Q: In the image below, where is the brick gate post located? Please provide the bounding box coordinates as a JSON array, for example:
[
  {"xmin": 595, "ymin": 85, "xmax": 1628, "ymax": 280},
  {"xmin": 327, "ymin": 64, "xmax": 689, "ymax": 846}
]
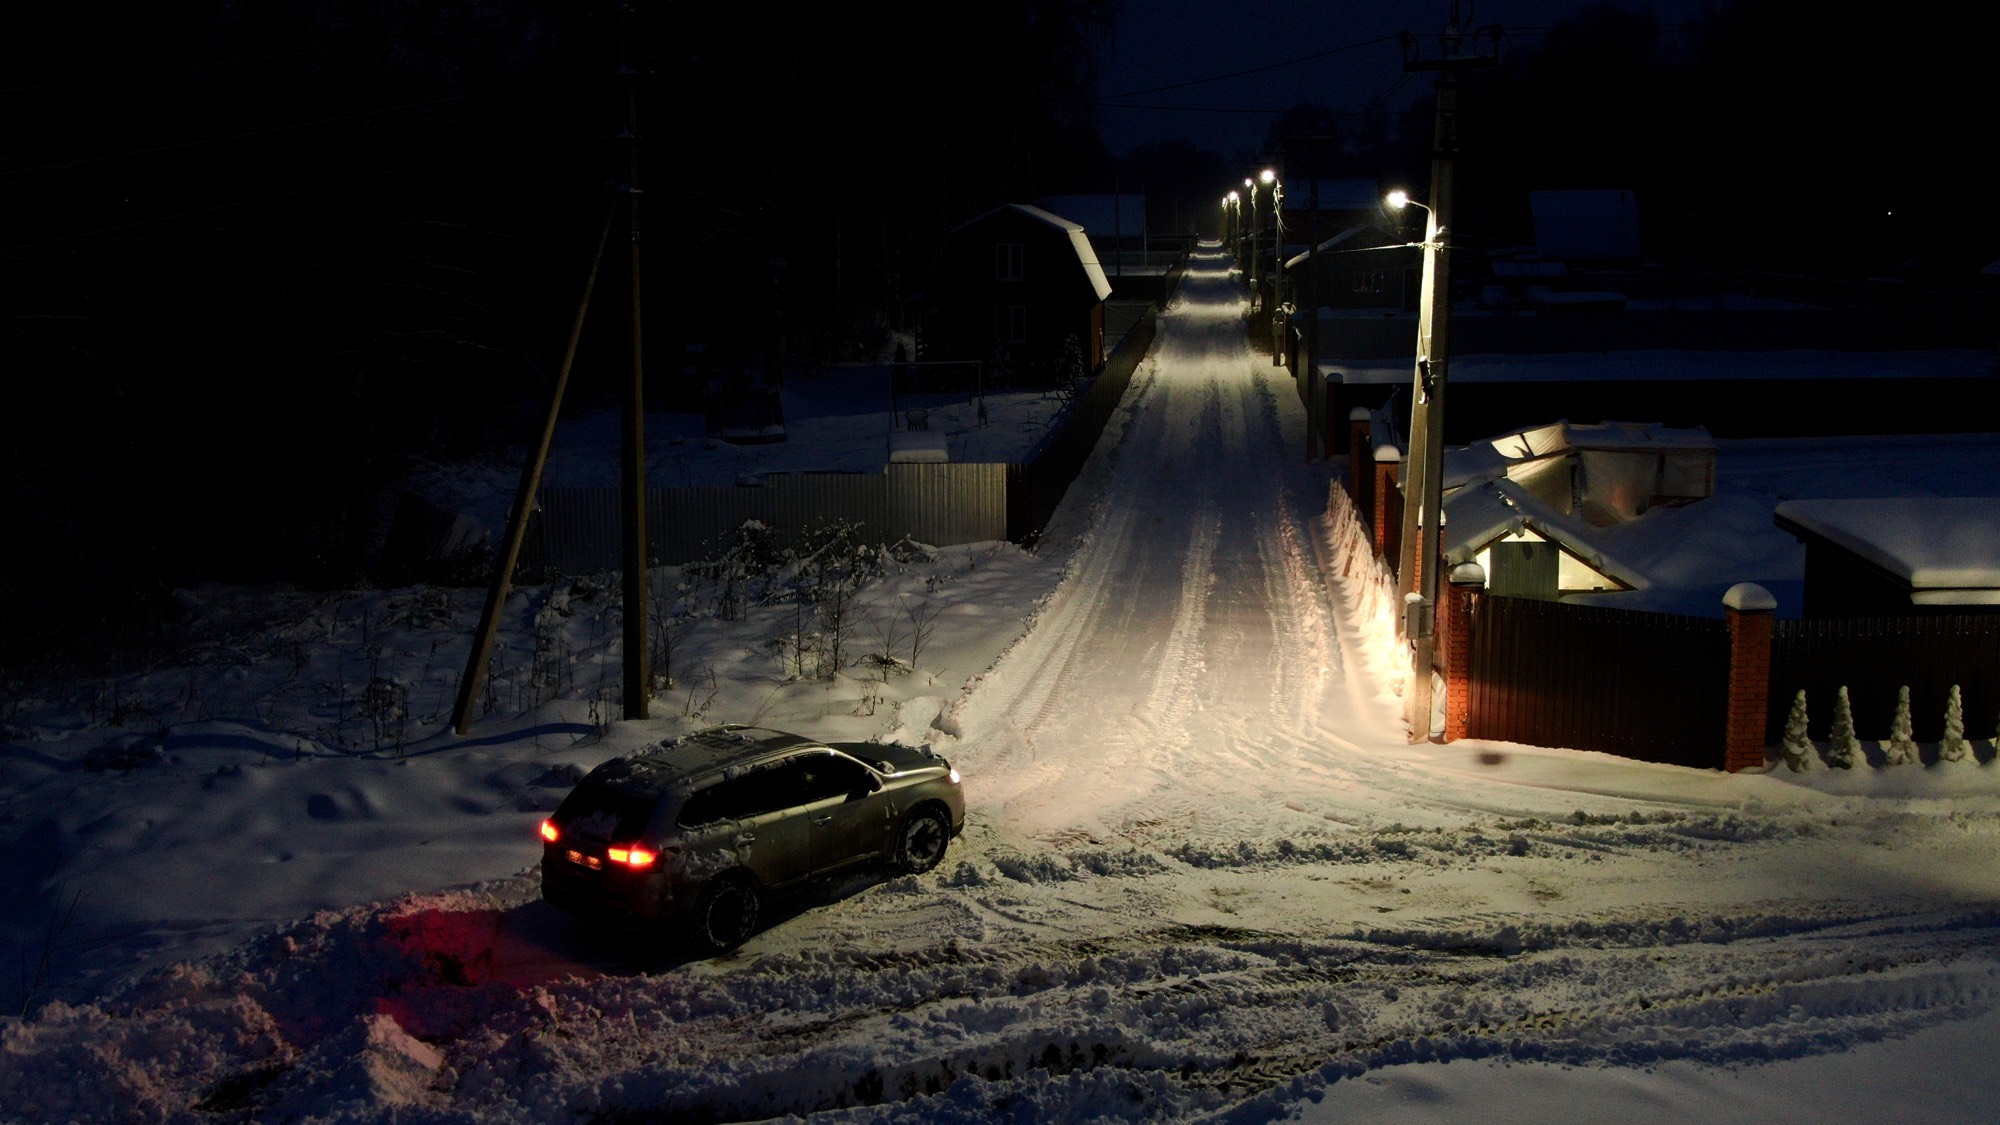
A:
[
  {"xmin": 1348, "ymin": 407, "xmax": 1374, "ymax": 512},
  {"xmin": 1372, "ymin": 452, "xmax": 1400, "ymax": 560},
  {"xmin": 1723, "ymin": 583, "xmax": 1777, "ymax": 772},
  {"xmin": 1442, "ymin": 562, "xmax": 1484, "ymax": 742}
]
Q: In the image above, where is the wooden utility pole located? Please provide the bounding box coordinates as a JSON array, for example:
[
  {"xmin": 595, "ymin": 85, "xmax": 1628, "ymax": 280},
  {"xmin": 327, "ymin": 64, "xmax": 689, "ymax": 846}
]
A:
[
  {"xmin": 1398, "ymin": 3, "xmax": 1493, "ymax": 740},
  {"xmin": 618, "ymin": 0, "xmax": 651, "ymax": 720},
  {"xmin": 450, "ymin": 206, "xmax": 617, "ymax": 735}
]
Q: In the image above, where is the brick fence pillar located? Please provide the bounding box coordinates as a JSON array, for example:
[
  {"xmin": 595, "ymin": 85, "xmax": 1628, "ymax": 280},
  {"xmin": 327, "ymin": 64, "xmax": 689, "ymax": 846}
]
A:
[
  {"xmin": 1347, "ymin": 407, "xmax": 1374, "ymax": 514},
  {"xmin": 1372, "ymin": 454, "xmax": 1401, "ymax": 559},
  {"xmin": 1723, "ymin": 582, "xmax": 1777, "ymax": 772},
  {"xmin": 1442, "ymin": 562, "xmax": 1484, "ymax": 742}
]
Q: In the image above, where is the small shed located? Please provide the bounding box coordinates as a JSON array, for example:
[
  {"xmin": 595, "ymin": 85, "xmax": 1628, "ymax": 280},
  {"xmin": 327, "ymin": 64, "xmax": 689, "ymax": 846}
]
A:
[
  {"xmin": 920, "ymin": 204, "xmax": 1112, "ymax": 386},
  {"xmin": 1775, "ymin": 498, "xmax": 2000, "ymax": 616}
]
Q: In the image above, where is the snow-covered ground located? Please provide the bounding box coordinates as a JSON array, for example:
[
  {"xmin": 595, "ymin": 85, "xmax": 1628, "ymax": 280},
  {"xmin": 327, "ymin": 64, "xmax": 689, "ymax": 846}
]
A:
[{"xmin": 5, "ymin": 247, "xmax": 2000, "ymax": 1123}]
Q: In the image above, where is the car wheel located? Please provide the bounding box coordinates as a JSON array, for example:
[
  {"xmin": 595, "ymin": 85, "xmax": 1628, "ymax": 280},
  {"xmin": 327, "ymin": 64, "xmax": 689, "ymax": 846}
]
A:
[
  {"xmin": 693, "ymin": 877, "xmax": 760, "ymax": 954},
  {"xmin": 894, "ymin": 807, "xmax": 951, "ymax": 875}
]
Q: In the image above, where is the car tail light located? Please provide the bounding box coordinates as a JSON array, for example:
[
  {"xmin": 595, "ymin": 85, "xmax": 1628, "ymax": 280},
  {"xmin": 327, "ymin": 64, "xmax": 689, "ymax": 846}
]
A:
[
  {"xmin": 607, "ymin": 845, "xmax": 658, "ymax": 869},
  {"xmin": 540, "ymin": 819, "xmax": 560, "ymax": 843}
]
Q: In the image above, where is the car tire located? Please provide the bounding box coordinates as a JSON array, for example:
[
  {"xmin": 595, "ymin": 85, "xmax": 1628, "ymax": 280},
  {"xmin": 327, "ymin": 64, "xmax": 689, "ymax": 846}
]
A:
[
  {"xmin": 693, "ymin": 877, "xmax": 760, "ymax": 954},
  {"xmin": 894, "ymin": 806, "xmax": 951, "ymax": 875}
]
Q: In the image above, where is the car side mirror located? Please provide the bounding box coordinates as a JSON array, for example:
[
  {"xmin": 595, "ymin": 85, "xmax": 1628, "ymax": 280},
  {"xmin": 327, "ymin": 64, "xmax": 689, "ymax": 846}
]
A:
[{"xmin": 850, "ymin": 774, "xmax": 883, "ymax": 800}]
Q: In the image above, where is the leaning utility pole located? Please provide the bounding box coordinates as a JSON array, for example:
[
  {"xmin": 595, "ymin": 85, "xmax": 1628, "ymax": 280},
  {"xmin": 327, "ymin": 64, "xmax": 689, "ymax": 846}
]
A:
[
  {"xmin": 450, "ymin": 207, "xmax": 616, "ymax": 735},
  {"xmin": 617, "ymin": 0, "xmax": 651, "ymax": 720},
  {"xmin": 450, "ymin": 5, "xmax": 651, "ymax": 733},
  {"xmin": 1398, "ymin": 3, "xmax": 1493, "ymax": 740}
]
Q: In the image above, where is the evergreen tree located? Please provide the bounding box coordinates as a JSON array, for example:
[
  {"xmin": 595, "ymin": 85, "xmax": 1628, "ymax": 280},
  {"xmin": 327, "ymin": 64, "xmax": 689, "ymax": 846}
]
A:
[
  {"xmin": 1938, "ymin": 685, "xmax": 1974, "ymax": 764},
  {"xmin": 1780, "ymin": 690, "xmax": 1816, "ymax": 771},
  {"xmin": 1884, "ymin": 686, "xmax": 1919, "ymax": 766},
  {"xmin": 1824, "ymin": 685, "xmax": 1861, "ymax": 768}
]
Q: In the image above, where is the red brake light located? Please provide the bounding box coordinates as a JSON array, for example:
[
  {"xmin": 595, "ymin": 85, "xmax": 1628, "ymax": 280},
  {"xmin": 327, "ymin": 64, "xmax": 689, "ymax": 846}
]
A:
[
  {"xmin": 607, "ymin": 846, "xmax": 658, "ymax": 869},
  {"xmin": 539, "ymin": 819, "xmax": 560, "ymax": 843}
]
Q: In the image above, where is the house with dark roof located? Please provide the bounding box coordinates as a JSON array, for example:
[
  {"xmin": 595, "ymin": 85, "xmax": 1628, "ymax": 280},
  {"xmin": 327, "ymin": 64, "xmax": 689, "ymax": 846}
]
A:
[{"xmin": 918, "ymin": 203, "xmax": 1113, "ymax": 386}]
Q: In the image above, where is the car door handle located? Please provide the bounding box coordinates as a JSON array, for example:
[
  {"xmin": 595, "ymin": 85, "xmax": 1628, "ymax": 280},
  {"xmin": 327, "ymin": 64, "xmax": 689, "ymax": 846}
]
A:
[
  {"xmin": 812, "ymin": 816, "xmax": 833, "ymax": 826},
  {"xmin": 735, "ymin": 833, "xmax": 756, "ymax": 844}
]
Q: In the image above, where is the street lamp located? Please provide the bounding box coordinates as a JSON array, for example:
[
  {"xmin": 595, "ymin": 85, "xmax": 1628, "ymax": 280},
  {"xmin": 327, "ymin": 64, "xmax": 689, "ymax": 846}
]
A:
[
  {"xmin": 1244, "ymin": 178, "xmax": 1258, "ymax": 298},
  {"xmin": 1387, "ymin": 186, "xmax": 1453, "ymax": 741},
  {"xmin": 1224, "ymin": 191, "xmax": 1240, "ymax": 247},
  {"xmin": 1265, "ymin": 169, "xmax": 1285, "ymax": 366}
]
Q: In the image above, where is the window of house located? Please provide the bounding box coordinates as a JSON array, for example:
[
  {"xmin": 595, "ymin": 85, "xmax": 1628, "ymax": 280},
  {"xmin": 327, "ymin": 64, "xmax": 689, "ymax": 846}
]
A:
[
  {"xmin": 995, "ymin": 242, "xmax": 1024, "ymax": 281},
  {"xmin": 995, "ymin": 305, "xmax": 1027, "ymax": 344}
]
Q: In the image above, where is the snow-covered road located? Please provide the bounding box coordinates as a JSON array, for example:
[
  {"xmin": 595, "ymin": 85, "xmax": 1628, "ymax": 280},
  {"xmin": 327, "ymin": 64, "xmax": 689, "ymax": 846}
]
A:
[{"xmin": 952, "ymin": 252, "xmax": 1403, "ymax": 847}]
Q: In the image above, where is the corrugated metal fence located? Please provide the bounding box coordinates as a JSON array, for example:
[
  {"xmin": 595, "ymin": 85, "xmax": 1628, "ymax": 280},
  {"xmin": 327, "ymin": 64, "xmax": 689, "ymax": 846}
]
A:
[
  {"xmin": 530, "ymin": 306, "xmax": 1161, "ymax": 572},
  {"xmin": 1769, "ymin": 615, "xmax": 2000, "ymax": 743},
  {"xmin": 532, "ymin": 463, "xmax": 1010, "ymax": 572},
  {"xmin": 1467, "ymin": 594, "xmax": 1729, "ymax": 767}
]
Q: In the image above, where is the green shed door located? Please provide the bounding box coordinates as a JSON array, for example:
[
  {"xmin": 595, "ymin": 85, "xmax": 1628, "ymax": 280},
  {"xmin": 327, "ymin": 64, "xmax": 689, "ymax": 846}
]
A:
[{"xmin": 1487, "ymin": 541, "xmax": 1560, "ymax": 600}]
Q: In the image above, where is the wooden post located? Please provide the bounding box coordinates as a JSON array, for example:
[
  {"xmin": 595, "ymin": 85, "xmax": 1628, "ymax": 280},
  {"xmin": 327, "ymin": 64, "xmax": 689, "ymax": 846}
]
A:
[{"xmin": 1723, "ymin": 583, "xmax": 1778, "ymax": 772}]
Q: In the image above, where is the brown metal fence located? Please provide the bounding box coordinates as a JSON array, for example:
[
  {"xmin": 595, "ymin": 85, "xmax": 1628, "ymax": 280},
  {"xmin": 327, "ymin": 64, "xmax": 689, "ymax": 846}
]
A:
[
  {"xmin": 1769, "ymin": 616, "xmax": 2000, "ymax": 744},
  {"xmin": 1468, "ymin": 594, "xmax": 1729, "ymax": 768}
]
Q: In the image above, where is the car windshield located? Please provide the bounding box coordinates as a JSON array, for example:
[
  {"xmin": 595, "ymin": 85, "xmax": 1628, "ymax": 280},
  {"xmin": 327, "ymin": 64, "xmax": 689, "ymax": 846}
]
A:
[{"xmin": 554, "ymin": 781, "xmax": 656, "ymax": 842}]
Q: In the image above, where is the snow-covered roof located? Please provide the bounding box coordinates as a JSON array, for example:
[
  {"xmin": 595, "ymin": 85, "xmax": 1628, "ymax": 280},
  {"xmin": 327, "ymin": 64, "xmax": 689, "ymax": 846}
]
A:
[
  {"xmin": 1282, "ymin": 223, "xmax": 1404, "ymax": 270},
  {"xmin": 956, "ymin": 203, "xmax": 1114, "ymax": 301},
  {"xmin": 1441, "ymin": 476, "xmax": 1649, "ymax": 591},
  {"xmin": 1775, "ymin": 497, "xmax": 2000, "ymax": 600}
]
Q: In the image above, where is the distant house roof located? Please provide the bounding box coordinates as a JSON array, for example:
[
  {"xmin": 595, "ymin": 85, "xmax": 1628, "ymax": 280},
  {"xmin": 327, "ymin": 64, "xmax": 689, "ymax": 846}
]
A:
[
  {"xmin": 954, "ymin": 203, "xmax": 1113, "ymax": 302},
  {"xmin": 1774, "ymin": 498, "xmax": 2000, "ymax": 603},
  {"xmin": 1530, "ymin": 189, "xmax": 1641, "ymax": 261},
  {"xmin": 1035, "ymin": 195, "xmax": 1145, "ymax": 240},
  {"xmin": 1282, "ymin": 223, "xmax": 1404, "ymax": 270}
]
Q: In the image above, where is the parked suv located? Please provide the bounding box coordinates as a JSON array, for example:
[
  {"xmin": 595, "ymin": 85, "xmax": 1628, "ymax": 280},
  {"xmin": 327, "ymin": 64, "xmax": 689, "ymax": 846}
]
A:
[{"xmin": 539, "ymin": 725, "xmax": 965, "ymax": 952}]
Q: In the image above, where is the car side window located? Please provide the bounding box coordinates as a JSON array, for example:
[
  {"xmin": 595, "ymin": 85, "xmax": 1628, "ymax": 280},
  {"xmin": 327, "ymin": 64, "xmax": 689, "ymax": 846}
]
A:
[
  {"xmin": 794, "ymin": 753, "xmax": 873, "ymax": 804},
  {"xmin": 677, "ymin": 772, "xmax": 778, "ymax": 826}
]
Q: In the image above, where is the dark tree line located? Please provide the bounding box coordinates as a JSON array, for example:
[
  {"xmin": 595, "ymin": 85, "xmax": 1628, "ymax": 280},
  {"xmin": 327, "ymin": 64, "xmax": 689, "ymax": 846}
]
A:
[
  {"xmin": 0, "ymin": 2, "xmax": 1122, "ymax": 661},
  {"xmin": 1373, "ymin": 1, "xmax": 2000, "ymax": 278}
]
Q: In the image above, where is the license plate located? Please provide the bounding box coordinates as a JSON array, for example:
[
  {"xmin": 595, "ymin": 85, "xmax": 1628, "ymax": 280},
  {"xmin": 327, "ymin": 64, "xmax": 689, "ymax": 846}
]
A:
[{"xmin": 565, "ymin": 849, "xmax": 602, "ymax": 870}]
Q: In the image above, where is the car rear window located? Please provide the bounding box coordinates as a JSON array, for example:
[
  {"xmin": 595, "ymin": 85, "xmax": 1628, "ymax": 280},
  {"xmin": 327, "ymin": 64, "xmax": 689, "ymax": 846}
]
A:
[{"xmin": 553, "ymin": 781, "xmax": 657, "ymax": 842}]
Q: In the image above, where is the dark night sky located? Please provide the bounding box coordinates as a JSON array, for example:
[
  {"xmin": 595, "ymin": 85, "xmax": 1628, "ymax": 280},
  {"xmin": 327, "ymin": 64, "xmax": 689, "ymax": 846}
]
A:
[{"xmin": 1096, "ymin": 0, "xmax": 1715, "ymax": 158}]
